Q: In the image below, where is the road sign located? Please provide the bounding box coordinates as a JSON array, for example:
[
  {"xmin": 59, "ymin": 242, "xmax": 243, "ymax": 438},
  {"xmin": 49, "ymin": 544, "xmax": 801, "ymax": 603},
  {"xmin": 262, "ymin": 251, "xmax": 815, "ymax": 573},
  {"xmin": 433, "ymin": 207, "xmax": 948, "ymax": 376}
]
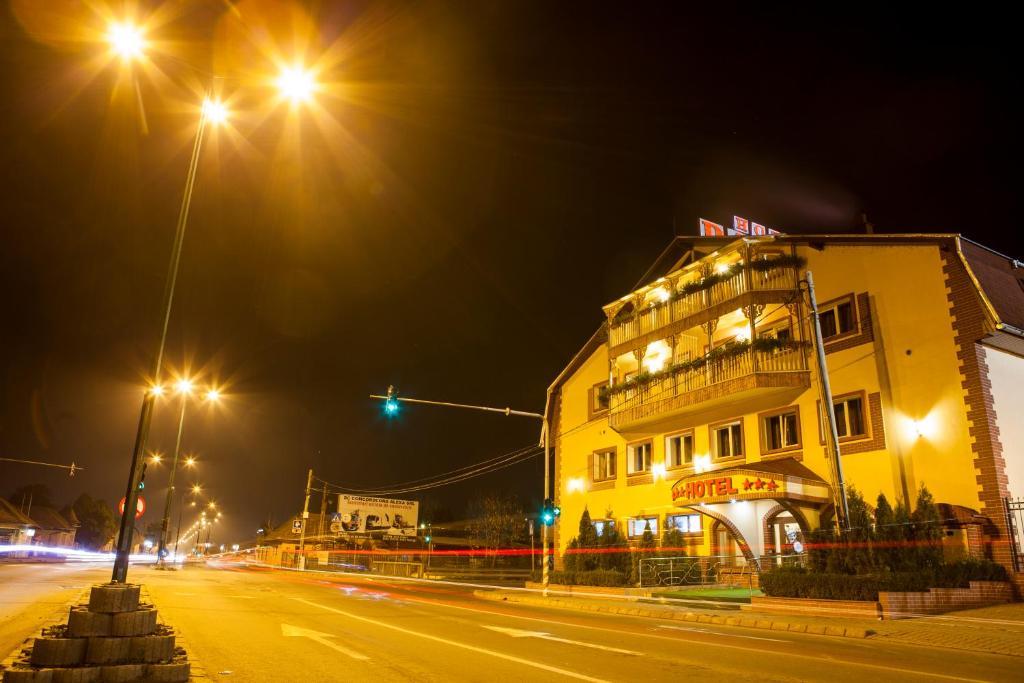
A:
[
  {"xmin": 291, "ymin": 519, "xmax": 303, "ymax": 534},
  {"xmin": 118, "ymin": 496, "xmax": 146, "ymax": 519}
]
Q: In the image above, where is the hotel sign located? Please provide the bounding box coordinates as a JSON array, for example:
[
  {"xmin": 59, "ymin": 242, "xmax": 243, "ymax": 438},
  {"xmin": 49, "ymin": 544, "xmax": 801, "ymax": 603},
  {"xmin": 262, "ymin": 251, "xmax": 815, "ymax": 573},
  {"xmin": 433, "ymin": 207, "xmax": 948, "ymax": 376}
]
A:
[{"xmin": 671, "ymin": 474, "xmax": 786, "ymax": 505}]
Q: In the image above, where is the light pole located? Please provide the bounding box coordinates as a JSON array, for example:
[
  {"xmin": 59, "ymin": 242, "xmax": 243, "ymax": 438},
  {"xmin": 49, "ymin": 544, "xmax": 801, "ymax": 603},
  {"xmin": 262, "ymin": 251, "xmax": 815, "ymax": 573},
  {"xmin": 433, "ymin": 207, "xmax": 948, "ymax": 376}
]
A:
[
  {"xmin": 157, "ymin": 385, "xmax": 218, "ymax": 564},
  {"xmin": 95, "ymin": 18, "xmax": 319, "ymax": 582},
  {"xmin": 173, "ymin": 480, "xmax": 201, "ymax": 560}
]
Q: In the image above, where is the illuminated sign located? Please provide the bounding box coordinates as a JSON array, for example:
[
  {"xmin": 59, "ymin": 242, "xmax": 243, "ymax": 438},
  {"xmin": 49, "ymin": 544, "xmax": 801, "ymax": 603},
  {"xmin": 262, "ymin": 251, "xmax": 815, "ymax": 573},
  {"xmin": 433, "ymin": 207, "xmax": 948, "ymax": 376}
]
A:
[
  {"xmin": 698, "ymin": 217, "xmax": 783, "ymax": 237},
  {"xmin": 671, "ymin": 474, "xmax": 785, "ymax": 504}
]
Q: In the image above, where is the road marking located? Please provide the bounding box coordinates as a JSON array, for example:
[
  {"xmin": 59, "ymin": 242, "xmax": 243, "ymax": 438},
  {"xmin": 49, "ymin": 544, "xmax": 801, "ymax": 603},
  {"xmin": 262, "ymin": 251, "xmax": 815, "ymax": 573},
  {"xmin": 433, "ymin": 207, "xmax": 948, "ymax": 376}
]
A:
[
  {"xmin": 290, "ymin": 597, "xmax": 607, "ymax": 682},
  {"xmin": 380, "ymin": 595, "xmax": 988, "ymax": 682},
  {"xmin": 280, "ymin": 623, "xmax": 369, "ymax": 661},
  {"xmin": 655, "ymin": 624, "xmax": 784, "ymax": 643},
  {"xmin": 482, "ymin": 625, "xmax": 640, "ymax": 655}
]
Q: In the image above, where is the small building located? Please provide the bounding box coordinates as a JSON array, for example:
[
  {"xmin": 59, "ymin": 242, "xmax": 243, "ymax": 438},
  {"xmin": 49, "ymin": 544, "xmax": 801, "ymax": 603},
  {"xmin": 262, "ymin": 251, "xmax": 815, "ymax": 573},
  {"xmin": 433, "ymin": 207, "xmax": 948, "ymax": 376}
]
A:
[
  {"xmin": 27, "ymin": 506, "xmax": 79, "ymax": 548},
  {"xmin": 0, "ymin": 497, "xmax": 36, "ymax": 546},
  {"xmin": 547, "ymin": 232, "xmax": 1024, "ymax": 582}
]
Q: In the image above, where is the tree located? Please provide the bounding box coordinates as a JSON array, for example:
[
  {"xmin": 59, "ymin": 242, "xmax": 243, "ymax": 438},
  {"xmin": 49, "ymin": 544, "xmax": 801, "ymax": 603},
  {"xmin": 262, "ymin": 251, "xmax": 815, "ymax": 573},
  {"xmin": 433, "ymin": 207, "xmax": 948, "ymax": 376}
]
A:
[
  {"xmin": 598, "ymin": 516, "xmax": 630, "ymax": 573},
  {"xmin": 631, "ymin": 521, "xmax": 656, "ymax": 584},
  {"xmin": 874, "ymin": 493, "xmax": 897, "ymax": 572},
  {"xmin": 72, "ymin": 494, "xmax": 118, "ymax": 550},
  {"xmin": 8, "ymin": 484, "xmax": 53, "ymax": 512},
  {"xmin": 467, "ymin": 494, "xmax": 525, "ymax": 566},
  {"xmin": 910, "ymin": 485, "xmax": 943, "ymax": 570},
  {"xmin": 576, "ymin": 508, "xmax": 599, "ymax": 571}
]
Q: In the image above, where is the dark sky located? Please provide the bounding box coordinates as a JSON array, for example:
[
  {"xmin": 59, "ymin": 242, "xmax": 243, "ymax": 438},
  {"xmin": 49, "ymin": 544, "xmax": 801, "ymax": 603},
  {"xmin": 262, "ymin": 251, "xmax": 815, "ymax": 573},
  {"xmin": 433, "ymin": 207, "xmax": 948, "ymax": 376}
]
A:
[{"xmin": 1, "ymin": 2, "xmax": 1021, "ymax": 544}]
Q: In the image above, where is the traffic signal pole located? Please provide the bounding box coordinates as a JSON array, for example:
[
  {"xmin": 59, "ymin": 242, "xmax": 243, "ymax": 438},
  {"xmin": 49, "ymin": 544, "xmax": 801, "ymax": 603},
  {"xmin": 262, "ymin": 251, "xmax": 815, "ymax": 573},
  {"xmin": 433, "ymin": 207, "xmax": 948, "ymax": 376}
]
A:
[{"xmin": 296, "ymin": 469, "xmax": 313, "ymax": 571}]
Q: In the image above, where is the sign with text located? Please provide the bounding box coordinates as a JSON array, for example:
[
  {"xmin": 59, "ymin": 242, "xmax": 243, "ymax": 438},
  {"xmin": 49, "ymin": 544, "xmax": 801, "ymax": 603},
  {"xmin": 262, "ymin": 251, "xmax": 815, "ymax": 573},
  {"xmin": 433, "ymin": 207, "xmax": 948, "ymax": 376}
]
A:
[
  {"xmin": 699, "ymin": 216, "xmax": 783, "ymax": 237},
  {"xmin": 336, "ymin": 495, "xmax": 419, "ymax": 537},
  {"xmin": 671, "ymin": 474, "xmax": 786, "ymax": 505}
]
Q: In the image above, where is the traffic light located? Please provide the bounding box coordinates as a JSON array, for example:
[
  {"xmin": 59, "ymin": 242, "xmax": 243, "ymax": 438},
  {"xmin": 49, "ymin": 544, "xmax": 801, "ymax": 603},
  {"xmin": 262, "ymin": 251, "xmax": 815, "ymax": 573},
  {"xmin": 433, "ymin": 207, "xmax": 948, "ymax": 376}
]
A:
[
  {"xmin": 138, "ymin": 463, "xmax": 147, "ymax": 490},
  {"xmin": 384, "ymin": 385, "xmax": 400, "ymax": 417},
  {"xmin": 541, "ymin": 499, "xmax": 556, "ymax": 526},
  {"xmin": 424, "ymin": 535, "xmax": 431, "ymax": 544}
]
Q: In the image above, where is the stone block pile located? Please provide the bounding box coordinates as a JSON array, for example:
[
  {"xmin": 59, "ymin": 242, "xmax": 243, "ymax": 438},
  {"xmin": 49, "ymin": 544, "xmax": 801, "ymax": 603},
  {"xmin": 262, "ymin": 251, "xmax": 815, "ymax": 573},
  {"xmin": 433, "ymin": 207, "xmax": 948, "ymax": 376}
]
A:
[{"xmin": 1, "ymin": 584, "xmax": 189, "ymax": 682}]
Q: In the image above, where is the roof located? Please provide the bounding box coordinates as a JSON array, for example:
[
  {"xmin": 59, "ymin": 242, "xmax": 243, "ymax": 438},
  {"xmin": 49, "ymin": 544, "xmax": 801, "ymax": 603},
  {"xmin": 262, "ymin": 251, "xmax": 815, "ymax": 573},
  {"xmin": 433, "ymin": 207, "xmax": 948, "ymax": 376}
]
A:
[
  {"xmin": 27, "ymin": 506, "xmax": 76, "ymax": 531},
  {"xmin": 0, "ymin": 497, "xmax": 35, "ymax": 527},
  {"xmin": 960, "ymin": 238, "xmax": 1024, "ymax": 333}
]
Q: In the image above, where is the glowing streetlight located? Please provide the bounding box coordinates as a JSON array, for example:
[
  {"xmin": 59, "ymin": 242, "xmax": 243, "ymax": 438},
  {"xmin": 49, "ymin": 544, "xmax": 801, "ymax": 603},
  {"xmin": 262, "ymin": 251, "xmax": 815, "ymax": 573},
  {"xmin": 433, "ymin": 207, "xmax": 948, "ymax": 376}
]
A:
[
  {"xmin": 208, "ymin": 502, "xmax": 217, "ymax": 510},
  {"xmin": 175, "ymin": 379, "xmax": 193, "ymax": 395},
  {"xmin": 204, "ymin": 389, "xmax": 220, "ymax": 402},
  {"xmin": 276, "ymin": 65, "xmax": 316, "ymax": 104},
  {"xmin": 191, "ymin": 484, "xmax": 201, "ymax": 495},
  {"xmin": 202, "ymin": 99, "xmax": 229, "ymax": 126},
  {"xmin": 184, "ymin": 456, "xmax": 197, "ymax": 467},
  {"xmin": 149, "ymin": 453, "xmax": 162, "ymax": 464},
  {"xmin": 149, "ymin": 385, "xmax": 165, "ymax": 397},
  {"xmin": 107, "ymin": 21, "xmax": 145, "ymax": 62}
]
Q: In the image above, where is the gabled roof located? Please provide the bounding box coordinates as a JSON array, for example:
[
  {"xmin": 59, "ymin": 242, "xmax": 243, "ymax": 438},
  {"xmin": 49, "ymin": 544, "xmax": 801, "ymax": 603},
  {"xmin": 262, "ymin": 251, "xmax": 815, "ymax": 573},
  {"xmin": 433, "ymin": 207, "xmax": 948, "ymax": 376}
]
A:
[
  {"xmin": 0, "ymin": 497, "xmax": 35, "ymax": 527},
  {"xmin": 960, "ymin": 238, "xmax": 1024, "ymax": 333},
  {"xmin": 28, "ymin": 506, "xmax": 75, "ymax": 532}
]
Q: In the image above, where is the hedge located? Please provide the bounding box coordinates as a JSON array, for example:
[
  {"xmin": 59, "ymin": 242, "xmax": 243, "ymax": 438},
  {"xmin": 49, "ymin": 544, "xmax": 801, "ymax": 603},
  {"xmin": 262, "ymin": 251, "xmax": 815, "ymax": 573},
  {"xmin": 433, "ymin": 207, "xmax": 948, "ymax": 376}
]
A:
[
  {"xmin": 761, "ymin": 560, "xmax": 1008, "ymax": 601},
  {"xmin": 545, "ymin": 569, "xmax": 630, "ymax": 587}
]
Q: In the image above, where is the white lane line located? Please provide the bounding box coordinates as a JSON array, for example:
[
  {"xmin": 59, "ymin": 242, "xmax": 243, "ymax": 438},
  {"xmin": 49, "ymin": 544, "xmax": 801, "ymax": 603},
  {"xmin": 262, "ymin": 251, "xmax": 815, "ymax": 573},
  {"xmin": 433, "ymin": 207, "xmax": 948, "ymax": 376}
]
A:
[
  {"xmin": 383, "ymin": 595, "xmax": 988, "ymax": 682},
  {"xmin": 482, "ymin": 625, "xmax": 640, "ymax": 655},
  {"xmin": 290, "ymin": 597, "xmax": 607, "ymax": 682},
  {"xmin": 281, "ymin": 623, "xmax": 369, "ymax": 661},
  {"xmin": 655, "ymin": 624, "xmax": 785, "ymax": 643}
]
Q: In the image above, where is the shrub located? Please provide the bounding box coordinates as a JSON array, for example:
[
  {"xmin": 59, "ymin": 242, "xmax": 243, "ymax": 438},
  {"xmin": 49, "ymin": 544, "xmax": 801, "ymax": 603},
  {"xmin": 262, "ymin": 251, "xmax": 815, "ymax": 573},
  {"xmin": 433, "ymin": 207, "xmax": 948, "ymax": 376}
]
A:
[
  {"xmin": 546, "ymin": 569, "xmax": 630, "ymax": 587},
  {"xmin": 761, "ymin": 567, "xmax": 887, "ymax": 601},
  {"xmin": 933, "ymin": 559, "xmax": 1008, "ymax": 587}
]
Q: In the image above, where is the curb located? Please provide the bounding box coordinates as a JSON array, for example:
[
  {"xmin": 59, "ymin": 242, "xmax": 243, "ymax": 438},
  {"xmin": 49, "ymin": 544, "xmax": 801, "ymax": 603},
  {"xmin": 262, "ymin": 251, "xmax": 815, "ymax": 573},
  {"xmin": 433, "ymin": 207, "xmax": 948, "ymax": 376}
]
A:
[
  {"xmin": 140, "ymin": 587, "xmax": 207, "ymax": 681},
  {"xmin": 473, "ymin": 590, "xmax": 872, "ymax": 639}
]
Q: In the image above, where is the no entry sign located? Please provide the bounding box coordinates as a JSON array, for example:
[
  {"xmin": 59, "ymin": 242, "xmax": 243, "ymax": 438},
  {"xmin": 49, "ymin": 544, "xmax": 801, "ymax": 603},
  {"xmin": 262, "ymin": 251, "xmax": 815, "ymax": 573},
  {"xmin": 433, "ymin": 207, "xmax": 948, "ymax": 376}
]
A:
[{"xmin": 118, "ymin": 496, "xmax": 146, "ymax": 519}]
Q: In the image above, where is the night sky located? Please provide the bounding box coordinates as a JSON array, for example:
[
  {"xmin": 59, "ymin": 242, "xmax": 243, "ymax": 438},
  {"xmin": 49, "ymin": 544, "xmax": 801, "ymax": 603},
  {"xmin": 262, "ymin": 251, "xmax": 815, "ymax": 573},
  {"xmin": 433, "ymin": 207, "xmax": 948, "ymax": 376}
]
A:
[{"xmin": 1, "ymin": 2, "xmax": 1021, "ymax": 543}]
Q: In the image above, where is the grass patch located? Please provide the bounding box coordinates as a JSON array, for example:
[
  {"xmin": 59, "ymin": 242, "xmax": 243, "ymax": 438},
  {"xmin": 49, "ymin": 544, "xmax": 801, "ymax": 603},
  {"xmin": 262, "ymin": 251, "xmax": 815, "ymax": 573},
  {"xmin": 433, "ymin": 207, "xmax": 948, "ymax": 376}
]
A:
[{"xmin": 657, "ymin": 587, "xmax": 763, "ymax": 603}]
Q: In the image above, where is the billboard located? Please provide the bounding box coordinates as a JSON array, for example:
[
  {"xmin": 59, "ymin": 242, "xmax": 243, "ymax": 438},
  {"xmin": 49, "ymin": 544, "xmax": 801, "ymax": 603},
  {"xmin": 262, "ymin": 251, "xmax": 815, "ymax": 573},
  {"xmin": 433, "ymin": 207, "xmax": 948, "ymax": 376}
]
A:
[{"xmin": 336, "ymin": 495, "xmax": 419, "ymax": 537}]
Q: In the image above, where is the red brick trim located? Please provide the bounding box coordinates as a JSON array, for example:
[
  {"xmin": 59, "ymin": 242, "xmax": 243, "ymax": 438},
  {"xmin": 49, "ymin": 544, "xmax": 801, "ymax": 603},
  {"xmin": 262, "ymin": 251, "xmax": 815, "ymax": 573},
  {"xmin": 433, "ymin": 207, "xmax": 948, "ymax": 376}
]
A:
[
  {"xmin": 691, "ymin": 507, "xmax": 758, "ymax": 565},
  {"xmin": 841, "ymin": 392, "xmax": 886, "ymax": 455},
  {"xmin": 941, "ymin": 249, "xmax": 1014, "ymax": 574}
]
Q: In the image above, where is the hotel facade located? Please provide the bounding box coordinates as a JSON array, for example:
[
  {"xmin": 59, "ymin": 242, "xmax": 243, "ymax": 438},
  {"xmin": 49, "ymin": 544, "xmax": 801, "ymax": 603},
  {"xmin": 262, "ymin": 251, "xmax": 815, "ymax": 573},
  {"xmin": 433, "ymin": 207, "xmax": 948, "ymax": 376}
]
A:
[{"xmin": 546, "ymin": 233, "xmax": 1024, "ymax": 581}]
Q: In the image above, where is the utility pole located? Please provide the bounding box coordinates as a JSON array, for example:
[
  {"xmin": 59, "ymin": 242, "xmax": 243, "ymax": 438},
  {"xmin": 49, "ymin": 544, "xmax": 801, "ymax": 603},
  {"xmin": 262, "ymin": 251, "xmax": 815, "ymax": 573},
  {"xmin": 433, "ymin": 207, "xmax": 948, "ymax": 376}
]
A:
[
  {"xmin": 805, "ymin": 271, "xmax": 850, "ymax": 530},
  {"xmin": 317, "ymin": 483, "xmax": 327, "ymax": 542},
  {"xmin": 296, "ymin": 469, "xmax": 313, "ymax": 571},
  {"xmin": 157, "ymin": 393, "xmax": 188, "ymax": 564}
]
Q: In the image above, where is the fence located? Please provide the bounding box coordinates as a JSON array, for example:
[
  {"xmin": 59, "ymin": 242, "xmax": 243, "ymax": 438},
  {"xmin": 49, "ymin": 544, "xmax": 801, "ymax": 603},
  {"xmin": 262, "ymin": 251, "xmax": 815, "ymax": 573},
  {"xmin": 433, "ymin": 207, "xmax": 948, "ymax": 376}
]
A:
[
  {"xmin": 1005, "ymin": 497, "xmax": 1024, "ymax": 573},
  {"xmin": 639, "ymin": 553, "xmax": 806, "ymax": 589}
]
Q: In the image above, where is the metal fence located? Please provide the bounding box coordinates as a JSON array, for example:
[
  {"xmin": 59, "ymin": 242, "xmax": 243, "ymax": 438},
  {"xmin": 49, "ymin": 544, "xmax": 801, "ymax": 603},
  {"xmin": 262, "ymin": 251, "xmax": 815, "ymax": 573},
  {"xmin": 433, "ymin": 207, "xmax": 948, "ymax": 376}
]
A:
[
  {"xmin": 639, "ymin": 553, "xmax": 806, "ymax": 589},
  {"xmin": 1005, "ymin": 497, "xmax": 1024, "ymax": 573}
]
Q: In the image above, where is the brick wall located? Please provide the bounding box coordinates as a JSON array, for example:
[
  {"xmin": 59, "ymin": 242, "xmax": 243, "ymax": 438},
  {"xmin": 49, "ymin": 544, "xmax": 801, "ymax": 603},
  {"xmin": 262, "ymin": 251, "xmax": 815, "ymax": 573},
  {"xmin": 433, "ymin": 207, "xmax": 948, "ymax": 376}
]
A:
[
  {"xmin": 879, "ymin": 581, "xmax": 1013, "ymax": 619},
  {"xmin": 941, "ymin": 248, "xmax": 1015, "ymax": 576}
]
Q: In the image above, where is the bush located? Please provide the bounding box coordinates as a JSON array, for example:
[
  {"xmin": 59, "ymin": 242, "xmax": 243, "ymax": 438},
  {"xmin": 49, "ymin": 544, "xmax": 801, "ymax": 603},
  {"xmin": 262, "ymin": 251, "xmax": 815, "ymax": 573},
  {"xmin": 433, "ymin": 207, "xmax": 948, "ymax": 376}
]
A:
[
  {"xmin": 546, "ymin": 569, "xmax": 630, "ymax": 587},
  {"xmin": 933, "ymin": 559, "xmax": 1008, "ymax": 587}
]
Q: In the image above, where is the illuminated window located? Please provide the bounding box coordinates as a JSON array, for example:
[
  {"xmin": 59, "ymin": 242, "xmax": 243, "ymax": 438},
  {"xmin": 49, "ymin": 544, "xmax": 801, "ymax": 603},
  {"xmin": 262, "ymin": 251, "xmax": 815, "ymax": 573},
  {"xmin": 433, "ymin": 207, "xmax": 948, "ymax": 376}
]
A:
[
  {"xmin": 819, "ymin": 298, "xmax": 856, "ymax": 339},
  {"xmin": 759, "ymin": 320, "xmax": 792, "ymax": 343},
  {"xmin": 711, "ymin": 421, "xmax": 744, "ymax": 460},
  {"xmin": 593, "ymin": 519, "xmax": 615, "ymax": 536},
  {"xmin": 763, "ymin": 409, "xmax": 800, "ymax": 452},
  {"xmin": 834, "ymin": 395, "xmax": 866, "ymax": 439},
  {"xmin": 627, "ymin": 517, "xmax": 658, "ymax": 538},
  {"xmin": 593, "ymin": 449, "xmax": 616, "ymax": 482},
  {"xmin": 666, "ymin": 431, "xmax": 694, "ymax": 468},
  {"xmin": 666, "ymin": 514, "xmax": 702, "ymax": 534},
  {"xmin": 627, "ymin": 442, "xmax": 652, "ymax": 474}
]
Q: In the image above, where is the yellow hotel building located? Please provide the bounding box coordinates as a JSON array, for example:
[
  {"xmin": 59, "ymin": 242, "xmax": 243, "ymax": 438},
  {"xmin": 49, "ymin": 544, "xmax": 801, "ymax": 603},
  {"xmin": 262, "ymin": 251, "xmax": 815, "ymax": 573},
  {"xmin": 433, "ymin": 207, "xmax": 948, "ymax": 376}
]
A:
[{"xmin": 546, "ymin": 233, "xmax": 1024, "ymax": 581}]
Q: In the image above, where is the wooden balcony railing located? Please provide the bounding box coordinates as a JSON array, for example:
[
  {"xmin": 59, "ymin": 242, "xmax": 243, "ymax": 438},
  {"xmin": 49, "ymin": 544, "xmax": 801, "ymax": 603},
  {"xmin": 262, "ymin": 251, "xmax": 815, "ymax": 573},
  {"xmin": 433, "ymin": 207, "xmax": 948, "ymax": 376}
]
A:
[
  {"xmin": 608, "ymin": 346, "xmax": 809, "ymax": 430},
  {"xmin": 608, "ymin": 263, "xmax": 798, "ymax": 349}
]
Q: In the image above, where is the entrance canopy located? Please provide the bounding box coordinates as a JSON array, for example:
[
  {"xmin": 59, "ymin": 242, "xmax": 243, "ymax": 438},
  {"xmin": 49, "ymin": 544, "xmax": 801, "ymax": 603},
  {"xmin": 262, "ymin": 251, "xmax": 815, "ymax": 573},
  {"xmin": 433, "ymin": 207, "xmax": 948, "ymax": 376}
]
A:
[{"xmin": 670, "ymin": 458, "xmax": 832, "ymax": 562}]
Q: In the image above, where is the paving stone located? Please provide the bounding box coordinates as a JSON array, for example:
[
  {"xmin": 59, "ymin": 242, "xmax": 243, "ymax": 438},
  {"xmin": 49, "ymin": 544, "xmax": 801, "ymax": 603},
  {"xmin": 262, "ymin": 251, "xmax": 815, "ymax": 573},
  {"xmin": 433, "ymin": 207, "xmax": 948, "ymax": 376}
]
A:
[
  {"xmin": 51, "ymin": 668, "xmax": 101, "ymax": 683},
  {"xmin": 30, "ymin": 639, "xmax": 86, "ymax": 668},
  {"xmin": 67, "ymin": 611, "xmax": 112, "ymax": 638},
  {"xmin": 97, "ymin": 664, "xmax": 143, "ymax": 683},
  {"xmin": 110, "ymin": 610, "xmax": 156, "ymax": 638},
  {"xmin": 127, "ymin": 635, "xmax": 175, "ymax": 663},
  {"xmin": 144, "ymin": 661, "xmax": 189, "ymax": 683},
  {"xmin": 2, "ymin": 667, "xmax": 55, "ymax": 682},
  {"xmin": 85, "ymin": 639, "xmax": 131, "ymax": 665},
  {"xmin": 87, "ymin": 586, "xmax": 139, "ymax": 615}
]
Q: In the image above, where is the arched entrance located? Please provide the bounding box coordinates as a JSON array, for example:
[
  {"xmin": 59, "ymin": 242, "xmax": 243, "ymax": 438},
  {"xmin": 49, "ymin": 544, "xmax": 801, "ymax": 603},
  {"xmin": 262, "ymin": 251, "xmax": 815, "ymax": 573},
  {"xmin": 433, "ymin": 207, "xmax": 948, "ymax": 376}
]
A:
[{"xmin": 710, "ymin": 520, "xmax": 746, "ymax": 567}]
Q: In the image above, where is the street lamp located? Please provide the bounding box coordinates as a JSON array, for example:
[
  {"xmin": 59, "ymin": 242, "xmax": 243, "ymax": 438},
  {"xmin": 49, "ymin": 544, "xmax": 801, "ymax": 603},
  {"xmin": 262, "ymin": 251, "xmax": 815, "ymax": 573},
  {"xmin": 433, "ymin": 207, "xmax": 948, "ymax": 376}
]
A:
[
  {"xmin": 174, "ymin": 481, "xmax": 204, "ymax": 560},
  {"xmin": 107, "ymin": 21, "xmax": 145, "ymax": 62},
  {"xmin": 276, "ymin": 65, "xmax": 317, "ymax": 104}
]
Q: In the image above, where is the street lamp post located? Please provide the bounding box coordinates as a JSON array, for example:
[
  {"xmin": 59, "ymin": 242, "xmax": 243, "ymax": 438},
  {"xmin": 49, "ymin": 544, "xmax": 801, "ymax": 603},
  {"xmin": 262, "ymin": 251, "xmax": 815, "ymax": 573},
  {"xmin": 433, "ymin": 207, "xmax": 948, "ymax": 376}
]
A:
[
  {"xmin": 156, "ymin": 380, "xmax": 191, "ymax": 564},
  {"xmin": 173, "ymin": 480, "xmax": 200, "ymax": 560}
]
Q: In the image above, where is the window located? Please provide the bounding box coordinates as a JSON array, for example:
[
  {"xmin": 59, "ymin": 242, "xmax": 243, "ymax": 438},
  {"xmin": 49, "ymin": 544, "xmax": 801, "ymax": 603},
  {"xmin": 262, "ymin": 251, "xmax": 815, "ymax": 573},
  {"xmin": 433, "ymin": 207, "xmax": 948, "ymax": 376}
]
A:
[
  {"xmin": 819, "ymin": 298, "xmax": 856, "ymax": 339},
  {"xmin": 593, "ymin": 519, "xmax": 614, "ymax": 536},
  {"xmin": 666, "ymin": 432, "xmax": 694, "ymax": 468},
  {"xmin": 834, "ymin": 395, "xmax": 866, "ymax": 439},
  {"xmin": 627, "ymin": 517, "xmax": 658, "ymax": 538},
  {"xmin": 593, "ymin": 449, "xmax": 616, "ymax": 482},
  {"xmin": 589, "ymin": 382, "xmax": 609, "ymax": 416},
  {"xmin": 711, "ymin": 420, "xmax": 744, "ymax": 460},
  {"xmin": 763, "ymin": 409, "xmax": 800, "ymax": 452},
  {"xmin": 627, "ymin": 442, "xmax": 652, "ymax": 474},
  {"xmin": 666, "ymin": 513, "xmax": 702, "ymax": 534},
  {"xmin": 759, "ymin": 320, "xmax": 792, "ymax": 343}
]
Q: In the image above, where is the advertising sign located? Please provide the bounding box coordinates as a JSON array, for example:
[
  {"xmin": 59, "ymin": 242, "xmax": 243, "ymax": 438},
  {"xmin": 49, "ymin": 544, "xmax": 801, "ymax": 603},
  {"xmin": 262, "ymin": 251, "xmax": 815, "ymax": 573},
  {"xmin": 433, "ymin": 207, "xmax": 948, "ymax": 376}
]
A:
[
  {"xmin": 671, "ymin": 474, "xmax": 785, "ymax": 505},
  {"xmin": 336, "ymin": 495, "xmax": 419, "ymax": 537}
]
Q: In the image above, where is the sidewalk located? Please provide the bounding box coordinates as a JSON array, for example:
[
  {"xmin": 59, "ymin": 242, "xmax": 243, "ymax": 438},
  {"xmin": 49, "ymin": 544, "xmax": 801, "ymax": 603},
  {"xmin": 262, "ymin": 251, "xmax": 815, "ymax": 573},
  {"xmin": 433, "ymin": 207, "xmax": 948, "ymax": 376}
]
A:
[{"xmin": 474, "ymin": 589, "xmax": 1024, "ymax": 657}]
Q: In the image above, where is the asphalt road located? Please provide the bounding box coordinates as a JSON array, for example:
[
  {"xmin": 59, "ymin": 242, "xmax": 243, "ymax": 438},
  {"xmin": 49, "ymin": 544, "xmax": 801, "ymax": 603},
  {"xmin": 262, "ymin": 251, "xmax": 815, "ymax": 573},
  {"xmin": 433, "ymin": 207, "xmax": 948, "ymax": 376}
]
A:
[{"xmin": 2, "ymin": 561, "xmax": 1020, "ymax": 682}]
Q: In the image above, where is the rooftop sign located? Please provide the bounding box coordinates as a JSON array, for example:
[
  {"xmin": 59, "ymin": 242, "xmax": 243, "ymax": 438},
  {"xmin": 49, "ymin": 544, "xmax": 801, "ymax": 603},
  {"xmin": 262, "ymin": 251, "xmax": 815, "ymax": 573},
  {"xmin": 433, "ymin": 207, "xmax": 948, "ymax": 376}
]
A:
[{"xmin": 699, "ymin": 217, "xmax": 782, "ymax": 237}]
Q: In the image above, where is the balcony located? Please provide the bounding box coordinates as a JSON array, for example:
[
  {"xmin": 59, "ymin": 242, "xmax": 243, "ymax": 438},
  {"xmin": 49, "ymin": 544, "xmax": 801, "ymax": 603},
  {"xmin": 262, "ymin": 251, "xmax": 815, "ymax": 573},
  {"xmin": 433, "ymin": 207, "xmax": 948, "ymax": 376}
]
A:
[
  {"xmin": 607, "ymin": 260, "xmax": 800, "ymax": 356},
  {"xmin": 607, "ymin": 344, "xmax": 810, "ymax": 432}
]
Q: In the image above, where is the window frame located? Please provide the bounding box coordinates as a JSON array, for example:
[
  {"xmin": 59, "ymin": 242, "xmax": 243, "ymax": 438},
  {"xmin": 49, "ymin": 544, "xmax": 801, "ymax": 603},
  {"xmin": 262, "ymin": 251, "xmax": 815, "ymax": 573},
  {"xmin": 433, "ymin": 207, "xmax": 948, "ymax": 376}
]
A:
[
  {"xmin": 664, "ymin": 429, "xmax": 695, "ymax": 471},
  {"xmin": 709, "ymin": 418, "xmax": 745, "ymax": 461},
  {"xmin": 591, "ymin": 448, "xmax": 618, "ymax": 483},
  {"xmin": 819, "ymin": 391, "xmax": 871, "ymax": 443},
  {"xmin": 759, "ymin": 406, "xmax": 802, "ymax": 455},
  {"xmin": 665, "ymin": 513, "xmax": 703, "ymax": 535},
  {"xmin": 587, "ymin": 382, "xmax": 609, "ymax": 419},
  {"xmin": 627, "ymin": 516, "xmax": 659, "ymax": 539},
  {"xmin": 817, "ymin": 293, "xmax": 858, "ymax": 342},
  {"xmin": 626, "ymin": 440, "xmax": 653, "ymax": 476}
]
